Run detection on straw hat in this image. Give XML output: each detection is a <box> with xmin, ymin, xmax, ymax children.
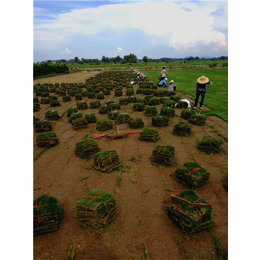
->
<box><xmin>170</xmin><ymin>80</ymin><xmax>174</xmax><ymax>83</ymax></box>
<box><xmin>197</xmin><ymin>76</ymin><xmax>209</xmax><ymax>84</ymax></box>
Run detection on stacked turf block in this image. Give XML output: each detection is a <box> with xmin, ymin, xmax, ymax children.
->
<box><xmin>34</xmin><ymin>103</ymin><xmax>40</xmax><ymax>112</ymax></box>
<box><xmin>163</xmin><ymin>100</ymin><xmax>176</xmax><ymax>108</ymax></box>
<box><xmin>151</xmin><ymin>145</ymin><xmax>175</xmax><ymax>166</ymax></box>
<box><xmin>33</xmin><ymin>194</ymin><xmax>62</xmax><ymax>236</ymax></box>
<box><xmin>45</xmin><ymin>110</ymin><xmax>60</xmax><ymax>120</ymax></box>
<box><xmin>36</xmin><ymin>132</ymin><xmax>59</xmax><ymax>147</ymax></box>
<box><xmin>174</xmin><ymin>162</ymin><xmax>210</xmax><ymax>189</ymax></box>
<box><xmin>139</xmin><ymin>127</ymin><xmax>160</xmax><ymax>142</ymax></box>
<box><xmin>75</xmin><ymin>189</ymin><xmax>118</xmax><ymax>233</ymax></box>
<box><xmin>108</xmin><ymin>110</ymin><xmax>119</xmax><ymax>120</ymax></box>
<box><xmin>116</xmin><ymin>113</ymin><xmax>130</xmax><ymax>124</ymax></box>
<box><xmin>110</xmin><ymin>102</ymin><xmax>121</xmax><ymax>110</ymax></box>
<box><xmin>72</xmin><ymin>118</ymin><xmax>88</xmax><ymax>130</ymax></box>
<box><xmin>33</xmin><ymin>115</ymin><xmax>40</xmax><ymax>125</ymax></box>
<box><xmin>69</xmin><ymin>112</ymin><xmax>83</xmax><ymax>123</ymax></box>
<box><xmin>166</xmin><ymin>190</ymin><xmax>213</xmax><ymax>234</ymax></box>
<box><xmin>77</xmin><ymin>101</ymin><xmax>88</xmax><ymax>110</ymax></box>
<box><xmin>34</xmin><ymin>120</ymin><xmax>52</xmax><ymax>132</ymax></box>
<box><xmin>41</xmin><ymin>97</ymin><xmax>50</xmax><ymax>104</ymax></box>
<box><xmin>144</xmin><ymin>106</ymin><xmax>158</xmax><ymax>116</ymax></box>
<box><xmin>118</xmin><ymin>97</ymin><xmax>129</xmax><ymax>105</ymax></box>
<box><xmin>133</xmin><ymin>102</ymin><xmax>145</xmax><ymax>111</ymax></box>
<box><xmin>62</xmin><ymin>95</ymin><xmax>71</xmax><ymax>102</ymax></box>
<box><xmin>197</xmin><ymin>135</ymin><xmax>224</xmax><ymax>154</ymax></box>
<box><xmin>160</xmin><ymin>107</ymin><xmax>175</xmax><ymax>118</ymax></box>
<box><xmin>151</xmin><ymin>115</ymin><xmax>170</xmax><ymax>127</ymax></box>
<box><xmin>128</xmin><ymin>117</ymin><xmax>144</xmax><ymax>129</ymax></box>
<box><xmin>176</xmin><ymin>100</ymin><xmax>190</xmax><ymax>108</ymax></box>
<box><xmin>99</xmin><ymin>105</ymin><xmax>112</xmax><ymax>114</ymax></box>
<box><xmin>180</xmin><ymin>109</ymin><xmax>196</xmax><ymax>120</ymax></box>
<box><xmin>92</xmin><ymin>150</ymin><xmax>122</xmax><ymax>173</ymax></box>
<box><xmin>188</xmin><ymin>114</ymin><xmax>206</xmax><ymax>126</ymax></box>
<box><xmin>67</xmin><ymin>107</ymin><xmax>78</xmax><ymax>117</ymax></box>
<box><xmin>173</xmin><ymin>121</ymin><xmax>192</xmax><ymax>136</ymax></box>
<box><xmin>84</xmin><ymin>112</ymin><xmax>97</xmax><ymax>123</ymax></box>
<box><xmin>170</xmin><ymin>95</ymin><xmax>181</xmax><ymax>102</ymax></box>
<box><xmin>96</xmin><ymin>118</ymin><xmax>113</xmax><ymax>131</ymax></box>
<box><xmin>50</xmin><ymin>100</ymin><xmax>61</xmax><ymax>107</ymax></box>
<box><xmin>89</xmin><ymin>100</ymin><xmax>101</xmax><ymax>109</ymax></box>
<box><xmin>75</xmin><ymin>139</ymin><xmax>101</xmax><ymax>160</ymax></box>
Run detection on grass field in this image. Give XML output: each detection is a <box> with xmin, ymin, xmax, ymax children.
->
<box><xmin>144</xmin><ymin>68</ymin><xmax>228</xmax><ymax>122</ymax></box>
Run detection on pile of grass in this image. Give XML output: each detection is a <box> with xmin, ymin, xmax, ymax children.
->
<box><xmin>118</xmin><ymin>97</ymin><xmax>129</xmax><ymax>105</ymax></box>
<box><xmin>77</xmin><ymin>101</ymin><xmax>88</xmax><ymax>110</ymax></box>
<box><xmin>34</xmin><ymin>103</ymin><xmax>40</xmax><ymax>112</ymax></box>
<box><xmin>170</xmin><ymin>95</ymin><xmax>181</xmax><ymax>102</ymax></box>
<box><xmin>128</xmin><ymin>117</ymin><xmax>144</xmax><ymax>129</ymax></box>
<box><xmin>89</xmin><ymin>100</ymin><xmax>101</xmax><ymax>109</ymax></box>
<box><xmin>36</xmin><ymin>131</ymin><xmax>59</xmax><ymax>147</ymax></box>
<box><xmin>75</xmin><ymin>138</ymin><xmax>101</xmax><ymax>159</ymax></box>
<box><xmin>197</xmin><ymin>135</ymin><xmax>224</xmax><ymax>154</ymax></box>
<box><xmin>40</xmin><ymin>97</ymin><xmax>50</xmax><ymax>104</ymax></box>
<box><xmin>160</xmin><ymin>107</ymin><xmax>175</xmax><ymax>118</ymax></box>
<box><xmin>44</xmin><ymin>110</ymin><xmax>60</xmax><ymax>120</ymax></box>
<box><xmin>128</xmin><ymin>95</ymin><xmax>136</xmax><ymax>103</ymax></box>
<box><xmin>151</xmin><ymin>115</ymin><xmax>170</xmax><ymax>127</ymax></box>
<box><xmin>133</xmin><ymin>102</ymin><xmax>145</xmax><ymax>111</ymax></box>
<box><xmin>163</xmin><ymin>100</ymin><xmax>176</xmax><ymax>108</ymax></box>
<box><xmin>116</xmin><ymin>113</ymin><xmax>130</xmax><ymax>124</ymax></box>
<box><xmin>176</xmin><ymin>100</ymin><xmax>190</xmax><ymax>108</ymax></box>
<box><xmin>71</xmin><ymin>118</ymin><xmax>88</xmax><ymax>130</ymax></box>
<box><xmin>180</xmin><ymin>109</ymin><xmax>196</xmax><ymax>120</ymax></box>
<box><xmin>110</xmin><ymin>102</ymin><xmax>121</xmax><ymax>110</ymax></box>
<box><xmin>96</xmin><ymin>118</ymin><xmax>113</xmax><ymax>131</ymax></box>
<box><xmin>34</xmin><ymin>120</ymin><xmax>52</xmax><ymax>132</ymax></box>
<box><xmin>148</xmin><ymin>97</ymin><xmax>160</xmax><ymax>106</ymax></box>
<box><xmin>173</xmin><ymin>121</ymin><xmax>192</xmax><ymax>136</ymax></box>
<box><xmin>139</xmin><ymin>127</ymin><xmax>160</xmax><ymax>142</ymax></box>
<box><xmin>108</xmin><ymin>110</ymin><xmax>119</xmax><ymax>120</ymax></box>
<box><xmin>62</xmin><ymin>95</ymin><xmax>71</xmax><ymax>102</ymax></box>
<box><xmin>50</xmin><ymin>100</ymin><xmax>61</xmax><ymax>107</ymax></box>
<box><xmin>75</xmin><ymin>189</ymin><xmax>118</xmax><ymax>233</ymax></box>
<box><xmin>97</xmin><ymin>93</ymin><xmax>105</xmax><ymax>99</ymax></box>
<box><xmin>33</xmin><ymin>194</ymin><xmax>62</xmax><ymax>236</ymax></box>
<box><xmin>188</xmin><ymin>114</ymin><xmax>206</xmax><ymax>126</ymax></box>
<box><xmin>151</xmin><ymin>145</ymin><xmax>175</xmax><ymax>166</ymax></box>
<box><xmin>69</xmin><ymin>112</ymin><xmax>83</xmax><ymax>123</ymax></box>
<box><xmin>174</xmin><ymin>162</ymin><xmax>210</xmax><ymax>189</ymax></box>
<box><xmin>115</xmin><ymin>90</ymin><xmax>122</xmax><ymax>96</ymax></box>
<box><xmin>84</xmin><ymin>112</ymin><xmax>97</xmax><ymax>123</ymax></box>
<box><xmin>166</xmin><ymin>189</ymin><xmax>213</xmax><ymax>234</ymax></box>
<box><xmin>87</xmin><ymin>92</ymin><xmax>96</xmax><ymax>98</ymax></box>
<box><xmin>67</xmin><ymin>107</ymin><xmax>78</xmax><ymax>117</ymax></box>
<box><xmin>99</xmin><ymin>105</ymin><xmax>112</xmax><ymax>114</ymax></box>
<box><xmin>144</xmin><ymin>106</ymin><xmax>158</xmax><ymax>116</ymax></box>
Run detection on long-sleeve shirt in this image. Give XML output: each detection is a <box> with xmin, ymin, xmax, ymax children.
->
<box><xmin>167</xmin><ymin>82</ymin><xmax>177</xmax><ymax>91</ymax></box>
<box><xmin>160</xmin><ymin>69</ymin><xmax>167</xmax><ymax>78</ymax></box>
<box><xmin>196</xmin><ymin>81</ymin><xmax>211</xmax><ymax>93</ymax></box>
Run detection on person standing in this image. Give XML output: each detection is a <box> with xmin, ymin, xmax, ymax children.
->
<box><xmin>167</xmin><ymin>80</ymin><xmax>177</xmax><ymax>91</ymax></box>
<box><xmin>160</xmin><ymin>67</ymin><xmax>167</xmax><ymax>80</ymax></box>
<box><xmin>193</xmin><ymin>75</ymin><xmax>212</xmax><ymax>109</ymax></box>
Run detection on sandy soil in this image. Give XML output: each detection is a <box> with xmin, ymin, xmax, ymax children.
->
<box><xmin>33</xmin><ymin>71</ymin><xmax>228</xmax><ymax>260</ymax></box>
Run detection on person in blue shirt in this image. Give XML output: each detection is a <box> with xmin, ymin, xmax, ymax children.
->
<box><xmin>193</xmin><ymin>76</ymin><xmax>212</xmax><ymax>109</ymax></box>
<box><xmin>158</xmin><ymin>77</ymin><xmax>168</xmax><ymax>87</ymax></box>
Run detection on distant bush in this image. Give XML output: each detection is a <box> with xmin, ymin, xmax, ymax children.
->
<box><xmin>33</xmin><ymin>63</ymin><xmax>69</xmax><ymax>78</ymax></box>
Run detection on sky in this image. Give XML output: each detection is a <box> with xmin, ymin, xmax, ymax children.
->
<box><xmin>33</xmin><ymin>0</ymin><xmax>228</xmax><ymax>62</ymax></box>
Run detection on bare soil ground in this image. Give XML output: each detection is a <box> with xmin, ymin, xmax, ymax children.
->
<box><xmin>33</xmin><ymin>72</ymin><xmax>228</xmax><ymax>260</ymax></box>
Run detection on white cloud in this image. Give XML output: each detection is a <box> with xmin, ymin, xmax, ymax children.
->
<box><xmin>60</xmin><ymin>48</ymin><xmax>72</xmax><ymax>54</ymax></box>
<box><xmin>117</xmin><ymin>47</ymin><xmax>123</xmax><ymax>52</ymax></box>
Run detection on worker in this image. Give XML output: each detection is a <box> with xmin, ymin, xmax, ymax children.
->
<box><xmin>158</xmin><ymin>77</ymin><xmax>168</xmax><ymax>87</ymax></box>
<box><xmin>167</xmin><ymin>80</ymin><xmax>177</xmax><ymax>91</ymax></box>
<box><xmin>160</xmin><ymin>67</ymin><xmax>167</xmax><ymax>81</ymax></box>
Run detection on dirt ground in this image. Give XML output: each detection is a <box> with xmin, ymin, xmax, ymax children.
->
<box><xmin>33</xmin><ymin>71</ymin><xmax>228</xmax><ymax>260</ymax></box>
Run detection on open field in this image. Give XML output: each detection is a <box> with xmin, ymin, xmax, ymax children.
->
<box><xmin>33</xmin><ymin>70</ymin><xmax>228</xmax><ymax>260</ymax></box>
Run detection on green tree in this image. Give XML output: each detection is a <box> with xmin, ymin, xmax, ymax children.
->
<box><xmin>123</xmin><ymin>53</ymin><xmax>138</xmax><ymax>63</ymax></box>
<box><xmin>142</xmin><ymin>56</ymin><xmax>149</xmax><ymax>64</ymax></box>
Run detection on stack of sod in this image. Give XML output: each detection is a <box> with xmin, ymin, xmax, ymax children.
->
<box><xmin>41</xmin><ymin>91</ymin><xmax>49</xmax><ymax>97</ymax></box>
<box><xmin>103</xmin><ymin>89</ymin><xmax>111</xmax><ymax>95</ymax></box>
<box><xmin>77</xmin><ymin>101</ymin><xmax>88</xmax><ymax>110</ymax></box>
<box><xmin>34</xmin><ymin>96</ymin><xmax>39</xmax><ymax>103</ymax></box>
<box><xmin>139</xmin><ymin>127</ymin><xmax>160</xmax><ymax>142</ymax></box>
<box><xmin>173</xmin><ymin>121</ymin><xmax>192</xmax><ymax>136</ymax></box>
<box><xmin>72</xmin><ymin>118</ymin><xmax>88</xmax><ymax>130</ymax></box>
<box><xmin>170</xmin><ymin>95</ymin><xmax>181</xmax><ymax>102</ymax></box>
<box><xmin>67</xmin><ymin>107</ymin><xmax>78</xmax><ymax>117</ymax></box>
<box><xmin>115</xmin><ymin>90</ymin><xmax>122</xmax><ymax>96</ymax></box>
<box><xmin>87</xmin><ymin>92</ymin><xmax>96</xmax><ymax>98</ymax></box>
<box><xmin>128</xmin><ymin>117</ymin><xmax>144</xmax><ymax>129</ymax></box>
<box><xmin>75</xmin><ymin>94</ymin><xmax>83</xmax><ymax>100</ymax></box>
<box><xmin>174</xmin><ymin>162</ymin><xmax>210</xmax><ymax>189</ymax></box>
<box><xmin>163</xmin><ymin>100</ymin><xmax>176</xmax><ymax>108</ymax></box>
<box><xmin>116</xmin><ymin>113</ymin><xmax>130</xmax><ymax>124</ymax></box>
<box><xmin>176</xmin><ymin>100</ymin><xmax>190</xmax><ymax>108</ymax></box>
<box><xmin>89</xmin><ymin>100</ymin><xmax>101</xmax><ymax>109</ymax></box>
<box><xmin>166</xmin><ymin>91</ymin><xmax>176</xmax><ymax>96</ymax></box>
<box><xmin>126</xmin><ymin>89</ymin><xmax>134</xmax><ymax>96</ymax></box>
<box><xmin>36</xmin><ymin>132</ymin><xmax>59</xmax><ymax>147</ymax></box>
<box><xmin>49</xmin><ymin>95</ymin><xmax>58</xmax><ymax>101</ymax></box>
<box><xmin>36</xmin><ymin>91</ymin><xmax>42</xmax><ymax>96</ymax></box>
<box><xmin>69</xmin><ymin>112</ymin><xmax>83</xmax><ymax>123</ymax></box>
<box><xmin>108</xmin><ymin>110</ymin><xmax>119</xmax><ymax>120</ymax></box>
<box><xmin>143</xmin><ymin>89</ymin><xmax>152</xmax><ymax>95</ymax></box>
<box><xmin>81</xmin><ymin>91</ymin><xmax>88</xmax><ymax>97</ymax></box>
<box><xmin>155</xmin><ymin>90</ymin><xmax>165</xmax><ymax>97</ymax></box>
<box><xmin>105</xmin><ymin>100</ymin><xmax>114</xmax><ymax>106</ymax></box>
<box><xmin>92</xmin><ymin>150</ymin><xmax>122</xmax><ymax>173</ymax></box>
<box><xmin>188</xmin><ymin>114</ymin><xmax>206</xmax><ymax>126</ymax></box>
<box><xmin>160</xmin><ymin>97</ymin><xmax>168</xmax><ymax>104</ymax></box>
<box><xmin>75</xmin><ymin>139</ymin><xmax>101</xmax><ymax>159</ymax></box>
<box><xmin>62</xmin><ymin>95</ymin><xmax>71</xmax><ymax>102</ymax></box>
<box><xmin>45</xmin><ymin>110</ymin><xmax>60</xmax><ymax>120</ymax></box>
<box><xmin>136</xmin><ymin>97</ymin><xmax>146</xmax><ymax>104</ymax></box>
<box><xmin>151</xmin><ymin>145</ymin><xmax>175</xmax><ymax>166</ymax></box>
<box><xmin>97</xmin><ymin>93</ymin><xmax>105</xmax><ymax>99</ymax></box>
<box><xmin>75</xmin><ymin>189</ymin><xmax>118</xmax><ymax>233</ymax></box>
<box><xmin>133</xmin><ymin>102</ymin><xmax>145</xmax><ymax>111</ymax></box>
<box><xmin>41</xmin><ymin>97</ymin><xmax>50</xmax><ymax>104</ymax></box>
<box><xmin>180</xmin><ymin>109</ymin><xmax>196</xmax><ymax>120</ymax></box>
<box><xmin>160</xmin><ymin>107</ymin><xmax>175</xmax><ymax>118</ymax></box>
<box><xmin>197</xmin><ymin>135</ymin><xmax>224</xmax><ymax>154</ymax></box>
<box><xmin>33</xmin><ymin>194</ymin><xmax>62</xmax><ymax>236</ymax></box>
<box><xmin>128</xmin><ymin>96</ymin><xmax>136</xmax><ymax>103</ymax></box>
<box><xmin>34</xmin><ymin>103</ymin><xmax>40</xmax><ymax>112</ymax></box>
<box><xmin>118</xmin><ymin>97</ymin><xmax>129</xmax><ymax>105</ymax></box>
<box><xmin>151</xmin><ymin>115</ymin><xmax>170</xmax><ymax>127</ymax></box>
<box><xmin>148</xmin><ymin>97</ymin><xmax>160</xmax><ymax>106</ymax></box>
<box><xmin>84</xmin><ymin>112</ymin><xmax>97</xmax><ymax>123</ymax></box>
<box><xmin>110</xmin><ymin>102</ymin><xmax>121</xmax><ymax>110</ymax></box>
<box><xmin>34</xmin><ymin>120</ymin><xmax>52</xmax><ymax>132</ymax></box>
<box><xmin>166</xmin><ymin>189</ymin><xmax>213</xmax><ymax>234</ymax></box>
<box><xmin>144</xmin><ymin>106</ymin><xmax>158</xmax><ymax>116</ymax></box>
<box><xmin>96</xmin><ymin>118</ymin><xmax>113</xmax><ymax>131</ymax></box>
<box><xmin>33</xmin><ymin>115</ymin><xmax>40</xmax><ymax>125</ymax></box>
<box><xmin>99</xmin><ymin>105</ymin><xmax>112</xmax><ymax>114</ymax></box>
<box><xmin>50</xmin><ymin>100</ymin><xmax>61</xmax><ymax>107</ymax></box>
<box><xmin>136</xmin><ymin>88</ymin><xmax>143</xmax><ymax>94</ymax></box>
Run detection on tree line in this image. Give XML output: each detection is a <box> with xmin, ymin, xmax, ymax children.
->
<box><xmin>33</xmin><ymin>63</ymin><xmax>69</xmax><ymax>78</ymax></box>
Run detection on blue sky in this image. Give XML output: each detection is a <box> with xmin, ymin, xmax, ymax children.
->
<box><xmin>33</xmin><ymin>0</ymin><xmax>228</xmax><ymax>62</ymax></box>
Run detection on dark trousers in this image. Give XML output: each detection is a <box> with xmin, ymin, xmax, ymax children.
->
<box><xmin>195</xmin><ymin>92</ymin><xmax>205</xmax><ymax>107</ymax></box>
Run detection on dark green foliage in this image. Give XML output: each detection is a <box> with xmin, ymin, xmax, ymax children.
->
<box><xmin>180</xmin><ymin>109</ymin><xmax>196</xmax><ymax>120</ymax></box>
<box><xmin>84</xmin><ymin>112</ymin><xmax>97</xmax><ymax>123</ymax></box>
<box><xmin>34</xmin><ymin>120</ymin><xmax>52</xmax><ymax>132</ymax></box>
<box><xmin>144</xmin><ymin>106</ymin><xmax>158</xmax><ymax>116</ymax></box>
<box><xmin>45</xmin><ymin>110</ymin><xmax>60</xmax><ymax>120</ymax></box>
<box><xmin>160</xmin><ymin>107</ymin><xmax>175</xmax><ymax>117</ymax></box>
<box><xmin>33</xmin><ymin>194</ymin><xmax>62</xmax><ymax>235</ymax></box>
<box><xmin>108</xmin><ymin>110</ymin><xmax>119</xmax><ymax>120</ymax></box>
<box><xmin>139</xmin><ymin>127</ymin><xmax>160</xmax><ymax>142</ymax></box>
<box><xmin>116</xmin><ymin>113</ymin><xmax>130</xmax><ymax>124</ymax></box>
<box><xmin>96</xmin><ymin>118</ymin><xmax>113</xmax><ymax>131</ymax></box>
<box><xmin>174</xmin><ymin>162</ymin><xmax>210</xmax><ymax>189</ymax></box>
<box><xmin>69</xmin><ymin>112</ymin><xmax>83</xmax><ymax>123</ymax></box>
<box><xmin>188</xmin><ymin>114</ymin><xmax>206</xmax><ymax>126</ymax></box>
<box><xmin>71</xmin><ymin>118</ymin><xmax>88</xmax><ymax>130</ymax></box>
<box><xmin>99</xmin><ymin>105</ymin><xmax>112</xmax><ymax>114</ymax></box>
<box><xmin>173</xmin><ymin>121</ymin><xmax>192</xmax><ymax>136</ymax></box>
<box><xmin>77</xmin><ymin>101</ymin><xmax>88</xmax><ymax>110</ymax></box>
<box><xmin>33</xmin><ymin>62</ymin><xmax>69</xmax><ymax>78</ymax></box>
<box><xmin>75</xmin><ymin>138</ymin><xmax>100</xmax><ymax>159</ymax></box>
<box><xmin>67</xmin><ymin>107</ymin><xmax>78</xmax><ymax>117</ymax></box>
<box><xmin>50</xmin><ymin>100</ymin><xmax>61</xmax><ymax>107</ymax></box>
<box><xmin>89</xmin><ymin>100</ymin><xmax>101</xmax><ymax>109</ymax></box>
<box><xmin>213</xmin><ymin>237</ymin><xmax>224</xmax><ymax>260</ymax></box>
<box><xmin>40</xmin><ymin>97</ymin><xmax>50</xmax><ymax>104</ymax></box>
<box><xmin>167</xmin><ymin>189</ymin><xmax>213</xmax><ymax>234</ymax></box>
<box><xmin>75</xmin><ymin>189</ymin><xmax>118</xmax><ymax>233</ymax></box>
<box><xmin>62</xmin><ymin>95</ymin><xmax>71</xmax><ymax>102</ymax></box>
<box><xmin>151</xmin><ymin>115</ymin><xmax>170</xmax><ymax>127</ymax></box>
<box><xmin>128</xmin><ymin>117</ymin><xmax>144</xmax><ymax>129</ymax></box>
<box><xmin>152</xmin><ymin>145</ymin><xmax>175</xmax><ymax>166</ymax></box>
<box><xmin>133</xmin><ymin>102</ymin><xmax>145</xmax><ymax>111</ymax></box>
<box><xmin>36</xmin><ymin>131</ymin><xmax>59</xmax><ymax>147</ymax></box>
<box><xmin>197</xmin><ymin>135</ymin><xmax>224</xmax><ymax>154</ymax></box>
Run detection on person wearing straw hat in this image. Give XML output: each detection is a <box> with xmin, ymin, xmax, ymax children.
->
<box><xmin>193</xmin><ymin>75</ymin><xmax>212</xmax><ymax>109</ymax></box>
<box><xmin>167</xmin><ymin>80</ymin><xmax>177</xmax><ymax>91</ymax></box>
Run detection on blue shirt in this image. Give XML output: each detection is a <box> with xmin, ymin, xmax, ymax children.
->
<box><xmin>159</xmin><ymin>79</ymin><xmax>167</xmax><ymax>86</ymax></box>
<box><xmin>196</xmin><ymin>81</ymin><xmax>211</xmax><ymax>93</ymax></box>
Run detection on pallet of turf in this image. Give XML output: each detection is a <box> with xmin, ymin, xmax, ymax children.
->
<box><xmin>180</xmin><ymin>109</ymin><xmax>196</xmax><ymax>120</ymax></box>
<box><xmin>148</xmin><ymin>97</ymin><xmax>160</xmax><ymax>106</ymax></box>
<box><xmin>77</xmin><ymin>101</ymin><xmax>88</xmax><ymax>110</ymax></box>
<box><xmin>128</xmin><ymin>117</ymin><xmax>144</xmax><ymax>129</ymax></box>
<box><xmin>136</xmin><ymin>97</ymin><xmax>146</xmax><ymax>104</ymax></box>
<box><xmin>174</xmin><ymin>162</ymin><xmax>210</xmax><ymax>189</ymax></box>
<box><xmin>103</xmin><ymin>89</ymin><xmax>111</xmax><ymax>95</ymax></box>
<box><xmin>170</xmin><ymin>95</ymin><xmax>181</xmax><ymax>102</ymax></box>
<box><xmin>151</xmin><ymin>145</ymin><xmax>175</xmax><ymax>166</ymax></box>
<box><xmin>41</xmin><ymin>91</ymin><xmax>49</xmax><ymax>97</ymax></box>
<box><xmin>162</xmin><ymin>100</ymin><xmax>176</xmax><ymax>108</ymax></box>
<box><xmin>92</xmin><ymin>150</ymin><xmax>122</xmax><ymax>173</ymax></box>
<box><xmin>144</xmin><ymin>106</ymin><xmax>158</xmax><ymax>116</ymax></box>
<box><xmin>96</xmin><ymin>118</ymin><xmax>113</xmax><ymax>131</ymax></box>
<box><xmin>34</xmin><ymin>120</ymin><xmax>52</xmax><ymax>132</ymax></box>
<box><xmin>99</xmin><ymin>105</ymin><xmax>112</xmax><ymax>114</ymax></box>
<box><xmin>89</xmin><ymin>100</ymin><xmax>101</xmax><ymax>109</ymax></box>
<box><xmin>136</xmin><ymin>88</ymin><xmax>143</xmax><ymax>94</ymax></box>
<box><xmin>115</xmin><ymin>90</ymin><xmax>122</xmax><ymax>96</ymax></box>
<box><xmin>49</xmin><ymin>95</ymin><xmax>58</xmax><ymax>101</ymax></box>
<box><xmin>67</xmin><ymin>107</ymin><xmax>78</xmax><ymax>117</ymax></box>
<box><xmin>126</xmin><ymin>89</ymin><xmax>134</xmax><ymax>96</ymax></box>
<box><xmin>188</xmin><ymin>114</ymin><xmax>206</xmax><ymax>126</ymax></box>
<box><xmin>197</xmin><ymin>135</ymin><xmax>224</xmax><ymax>154</ymax></box>
<box><xmin>75</xmin><ymin>139</ymin><xmax>101</xmax><ymax>159</ymax></box>
<box><xmin>116</xmin><ymin>113</ymin><xmax>130</xmax><ymax>124</ymax></box>
<box><xmin>173</xmin><ymin>121</ymin><xmax>192</xmax><ymax>136</ymax></box>
<box><xmin>62</xmin><ymin>95</ymin><xmax>71</xmax><ymax>102</ymax></box>
<box><xmin>160</xmin><ymin>97</ymin><xmax>168</xmax><ymax>104</ymax></box>
<box><xmin>165</xmin><ymin>91</ymin><xmax>176</xmax><ymax>96</ymax></box>
<box><xmin>118</xmin><ymin>97</ymin><xmax>129</xmax><ymax>105</ymax></box>
<box><xmin>166</xmin><ymin>189</ymin><xmax>213</xmax><ymax>234</ymax></box>
<box><xmin>133</xmin><ymin>102</ymin><xmax>145</xmax><ymax>111</ymax></box>
<box><xmin>75</xmin><ymin>189</ymin><xmax>118</xmax><ymax>233</ymax></box>
<box><xmin>72</xmin><ymin>118</ymin><xmax>88</xmax><ymax>130</ymax></box>
<box><xmin>176</xmin><ymin>100</ymin><xmax>190</xmax><ymax>108</ymax></box>
<box><xmin>50</xmin><ymin>100</ymin><xmax>61</xmax><ymax>107</ymax></box>
<box><xmin>97</xmin><ymin>93</ymin><xmax>105</xmax><ymax>99</ymax></box>
<box><xmin>75</xmin><ymin>94</ymin><xmax>83</xmax><ymax>100</ymax></box>
<box><xmin>36</xmin><ymin>131</ymin><xmax>59</xmax><ymax>147</ymax></box>
<box><xmin>69</xmin><ymin>112</ymin><xmax>83</xmax><ymax>123</ymax></box>
<box><xmin>84</xmin><ymin>112</ymin><xmax>97</xmax><ymax>123</ymax></box>
<box><xmin>33</xmin><ymin>194</ymin><xmax>62</xmax><ymax>236</ymax></box>
<box><xmin>87</xmin><ymin>92</ymin><xmax>96</xmax><ymax>99</ymax></box>
<box><xmin>33</xmin><ymin>115</ymin><xmax>40</xmax><ymax>125</ymax></box>
<box><xmin>110</xmin><ymin>102</ymin><xmax>121</xmax><ymax>110</ymax></box>
<box><xmin>41</xmin><ymin>97</ymin><xmax>50</xmax><ymax>104</ymax></box>
<box><xmin>34</xmin><ymin>96</ymin><xmax>39</xmax><ymax>103</ymax></box>
<box><xmin>128</xmin><ymin>95</ymin><xmax>136</xmax><ymax>103</ymax></box>
<box><xmin>139</xmin><ymin>127</ymin><xmax>160</xmax><ymax>142</ymax></box>
<box><xmin>108</xmin><ymin>110</ymin><xmax>119</xmax><ymax>120</ymax></box>
<box><xmin>160</xmin><ymin>107</ymin><xmax>175</xmax><ymax>118</ymax></box>
<box><xmin>34</xmin><ymin>103</ymin><xmax>40</xmax><ymax>112</ymax></box>
<box><xmin>151</xmin><ymin>115</ymin><xmax>170</xmax><ymax>127</ymax></box>
<box><xmin>45</xmin><ymin>110</ymin><xmax>60</xmax><ymax>120</ymax></box>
